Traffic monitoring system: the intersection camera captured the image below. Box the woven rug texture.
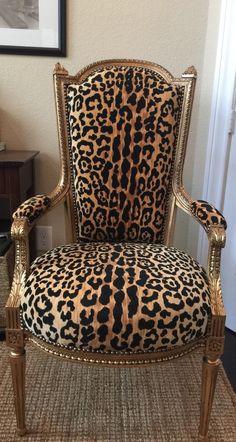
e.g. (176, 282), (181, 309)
(0, 342), (235, 441)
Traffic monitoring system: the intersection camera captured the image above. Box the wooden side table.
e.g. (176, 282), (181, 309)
(0, 150), (39, 221)
(0, 150), (39, 334)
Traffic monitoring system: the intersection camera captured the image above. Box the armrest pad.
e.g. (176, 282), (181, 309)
(191, 200), (227, 230)
(13, 195), (51, 224)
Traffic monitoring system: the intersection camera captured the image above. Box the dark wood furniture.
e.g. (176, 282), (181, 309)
(0, 150), (39, 225)
(0, 150), (38, 334)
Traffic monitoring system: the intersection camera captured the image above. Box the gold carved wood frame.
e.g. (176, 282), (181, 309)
(5, 60), (226, 441)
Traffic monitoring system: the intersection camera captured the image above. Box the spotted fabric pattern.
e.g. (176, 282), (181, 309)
(13, 195), (51, 224)
(67, 66), (183, 243)
(191, 200), (227, 230)
(21, 242), (211, 353)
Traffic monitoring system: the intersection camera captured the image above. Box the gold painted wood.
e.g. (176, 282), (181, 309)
(207, 226), (226, 316)
(6, 219), (29, 316)
(10, 348), (26, 436)
(198, 356), (221, 441)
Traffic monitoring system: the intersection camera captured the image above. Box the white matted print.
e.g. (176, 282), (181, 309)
(0, 0), (66, 56)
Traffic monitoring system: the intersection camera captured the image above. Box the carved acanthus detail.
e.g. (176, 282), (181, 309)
(207, 226), (226, 316)
(6, 219), (29, 312)
(11, 218), (29, 240)
(7, 263), (26, 307)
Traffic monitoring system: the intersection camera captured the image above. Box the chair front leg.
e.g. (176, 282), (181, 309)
(10, 345), (26, 436)
(198, 354), (220, 441)
(6, 326), (26, 436)
(198, 314), (225, 442)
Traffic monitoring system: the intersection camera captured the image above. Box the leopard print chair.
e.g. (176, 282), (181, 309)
(6, 60), (227, 441)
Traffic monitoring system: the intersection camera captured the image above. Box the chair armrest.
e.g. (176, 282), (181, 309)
(6, 181), (68, 322)
(174, 186), (227, 235)
(174, 187), (226, 317)
(191, 199), (227, 231)
(7, 193), (53, 313)
(12, 194), (51, 226)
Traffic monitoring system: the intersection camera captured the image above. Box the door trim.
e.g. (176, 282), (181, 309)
(197, 0), (236, 266)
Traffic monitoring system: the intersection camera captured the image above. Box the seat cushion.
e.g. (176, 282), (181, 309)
(21, 242), (211, 353)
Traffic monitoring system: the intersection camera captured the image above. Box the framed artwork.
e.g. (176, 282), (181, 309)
(0, 0), (66, 56)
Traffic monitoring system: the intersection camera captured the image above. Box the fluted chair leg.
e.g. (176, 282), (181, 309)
(10, 348), (26, 436)
(198, 355), (220, 442)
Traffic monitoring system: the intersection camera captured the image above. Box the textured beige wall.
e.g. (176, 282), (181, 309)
(0, 0), (221, 255)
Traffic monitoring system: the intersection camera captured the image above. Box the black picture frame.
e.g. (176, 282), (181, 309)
(0, 0), (66, 56)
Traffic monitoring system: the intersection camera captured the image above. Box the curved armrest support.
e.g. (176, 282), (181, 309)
(174, 187), (226, 316)
(9, 182), (68, 300)
(207, 224), (226, 249)
(6, 218), (29, 329)
(13, 194), (51, 226)
(175, 187), (227, 236)
(6, 156), (69, 331)
(207, 225), (226, 317)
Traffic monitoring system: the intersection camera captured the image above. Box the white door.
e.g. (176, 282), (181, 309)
(222, 81), (236, 331)
(197, 0), (236, 331)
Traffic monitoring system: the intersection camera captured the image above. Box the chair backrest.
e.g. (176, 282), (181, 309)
(53, 60), (196, 244)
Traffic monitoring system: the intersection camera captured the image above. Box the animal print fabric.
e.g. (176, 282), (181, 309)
(13, 195), (51, 224)
(21, 242), (211, 353)
(67, 66), (183, 243)
(191, 200), (227, 230)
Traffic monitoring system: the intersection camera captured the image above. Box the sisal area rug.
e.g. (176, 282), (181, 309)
(0, 342), (235, 442)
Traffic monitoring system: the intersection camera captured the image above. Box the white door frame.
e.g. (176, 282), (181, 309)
(197, 0), (236, 266)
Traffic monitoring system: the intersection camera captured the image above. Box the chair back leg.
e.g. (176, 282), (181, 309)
(198, 355), (221, 441)
(10, 348), (26, 436)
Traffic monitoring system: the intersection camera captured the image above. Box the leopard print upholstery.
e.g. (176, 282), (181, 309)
(21, 242), (211, 353)
(191, 200), (227, 230)
(13, 195), (51, 224)
(67, 66), (183, 243)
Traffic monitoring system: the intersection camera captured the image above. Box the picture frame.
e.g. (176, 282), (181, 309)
(0, 0), (66, 56)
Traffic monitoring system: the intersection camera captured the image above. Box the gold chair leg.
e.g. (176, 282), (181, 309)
(198, 355), (220, 442)
(10, 348), (26, 436)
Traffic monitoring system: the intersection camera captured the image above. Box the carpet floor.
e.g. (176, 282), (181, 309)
(0, 342), (236, 441)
